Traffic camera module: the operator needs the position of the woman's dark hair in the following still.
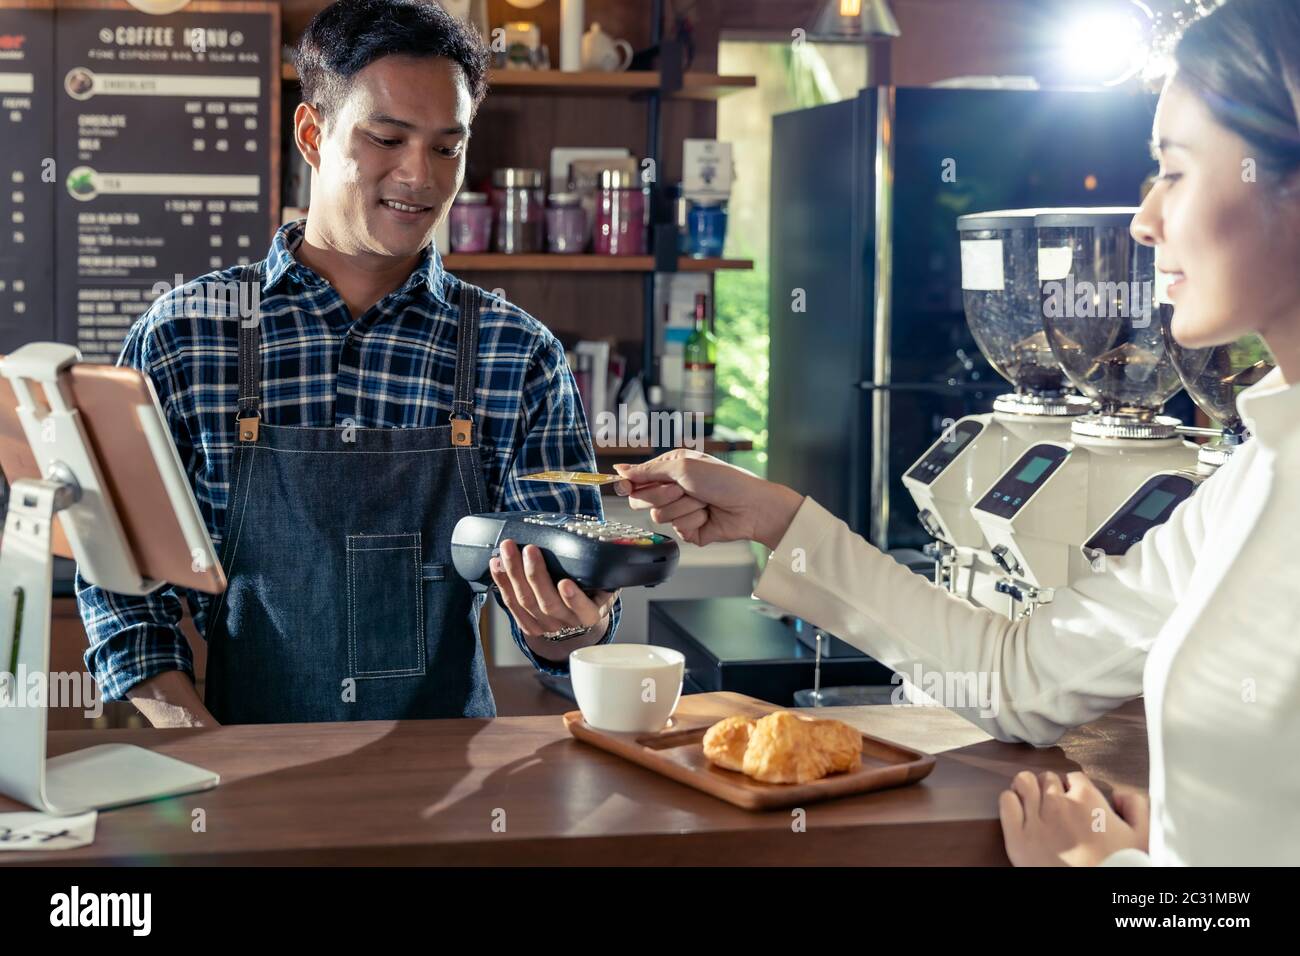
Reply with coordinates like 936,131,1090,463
294,0,490,123
1174,0,1300,180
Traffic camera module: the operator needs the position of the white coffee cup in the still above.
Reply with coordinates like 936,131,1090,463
570,644,685,733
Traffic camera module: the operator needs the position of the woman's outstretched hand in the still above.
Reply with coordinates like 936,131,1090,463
612,449,805,549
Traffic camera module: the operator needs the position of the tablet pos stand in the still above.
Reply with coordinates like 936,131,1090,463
0,343,219,815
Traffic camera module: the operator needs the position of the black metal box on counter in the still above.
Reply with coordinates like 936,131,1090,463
0,0,279,361
648,597,896,707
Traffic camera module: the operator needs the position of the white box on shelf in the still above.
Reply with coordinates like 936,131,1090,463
434,213,451,256
682,139,734,202
654,272,710,405
574,340,611,421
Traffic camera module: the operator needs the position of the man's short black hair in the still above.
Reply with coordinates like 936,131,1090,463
294,0,490,123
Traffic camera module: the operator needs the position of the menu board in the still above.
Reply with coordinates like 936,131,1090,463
0,0,278,360
0,0,55,347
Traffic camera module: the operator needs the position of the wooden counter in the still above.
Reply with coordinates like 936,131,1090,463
0,694,1148,866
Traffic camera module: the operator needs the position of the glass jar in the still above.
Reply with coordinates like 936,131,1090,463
491,167,545,254
593,168,646,256
545,192,587,254
687,198,728,258
449,190,493,253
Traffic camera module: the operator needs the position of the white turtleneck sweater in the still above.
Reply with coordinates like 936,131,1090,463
753,371,1300,866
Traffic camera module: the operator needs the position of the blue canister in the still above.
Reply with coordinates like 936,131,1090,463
686,198,728,258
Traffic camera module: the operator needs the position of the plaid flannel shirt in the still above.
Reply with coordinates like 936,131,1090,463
76,219,618,701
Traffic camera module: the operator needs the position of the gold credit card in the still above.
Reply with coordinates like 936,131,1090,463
519,470,622,486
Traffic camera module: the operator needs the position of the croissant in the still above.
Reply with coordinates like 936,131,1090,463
701,715,754,772
703,711,863,784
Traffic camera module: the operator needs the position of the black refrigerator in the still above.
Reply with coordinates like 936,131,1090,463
768,86,1188,550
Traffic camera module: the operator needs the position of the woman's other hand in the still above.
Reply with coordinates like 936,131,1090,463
999,770,1148,866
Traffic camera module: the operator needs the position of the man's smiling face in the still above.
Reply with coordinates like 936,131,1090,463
308,53,471,259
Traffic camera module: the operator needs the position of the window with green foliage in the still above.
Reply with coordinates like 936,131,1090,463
715,40,868,476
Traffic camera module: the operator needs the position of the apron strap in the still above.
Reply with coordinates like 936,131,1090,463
236,260,266,443
233,264,480,446
450,281,481,447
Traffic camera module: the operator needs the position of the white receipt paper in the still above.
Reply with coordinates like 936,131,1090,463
0,811,97,851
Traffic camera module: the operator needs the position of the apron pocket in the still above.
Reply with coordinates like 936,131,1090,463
346,533,426,678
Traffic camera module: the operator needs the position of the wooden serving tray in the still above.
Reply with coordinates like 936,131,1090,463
563,691,936,811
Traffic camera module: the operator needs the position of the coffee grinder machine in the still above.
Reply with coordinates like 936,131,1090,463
904,210,1091,610
1083,333,1276,576
971,209,1200,613
1073,328,1273,568
1162,319,1275,474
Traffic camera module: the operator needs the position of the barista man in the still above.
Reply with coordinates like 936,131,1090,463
77,0,620,726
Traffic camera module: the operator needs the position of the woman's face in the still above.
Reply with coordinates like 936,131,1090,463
1131,76,1300,352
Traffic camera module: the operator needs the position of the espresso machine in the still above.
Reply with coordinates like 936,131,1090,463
903,210,1090,610
971,209,1200,612
1162,319,1275,474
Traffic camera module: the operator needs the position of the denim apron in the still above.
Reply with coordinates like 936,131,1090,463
203,263,495,724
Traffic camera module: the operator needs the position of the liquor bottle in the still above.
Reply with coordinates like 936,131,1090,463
682,292,716,438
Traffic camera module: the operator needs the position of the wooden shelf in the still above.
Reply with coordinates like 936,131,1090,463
484,70,757,100
281,65,756,100
443,254,752,273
